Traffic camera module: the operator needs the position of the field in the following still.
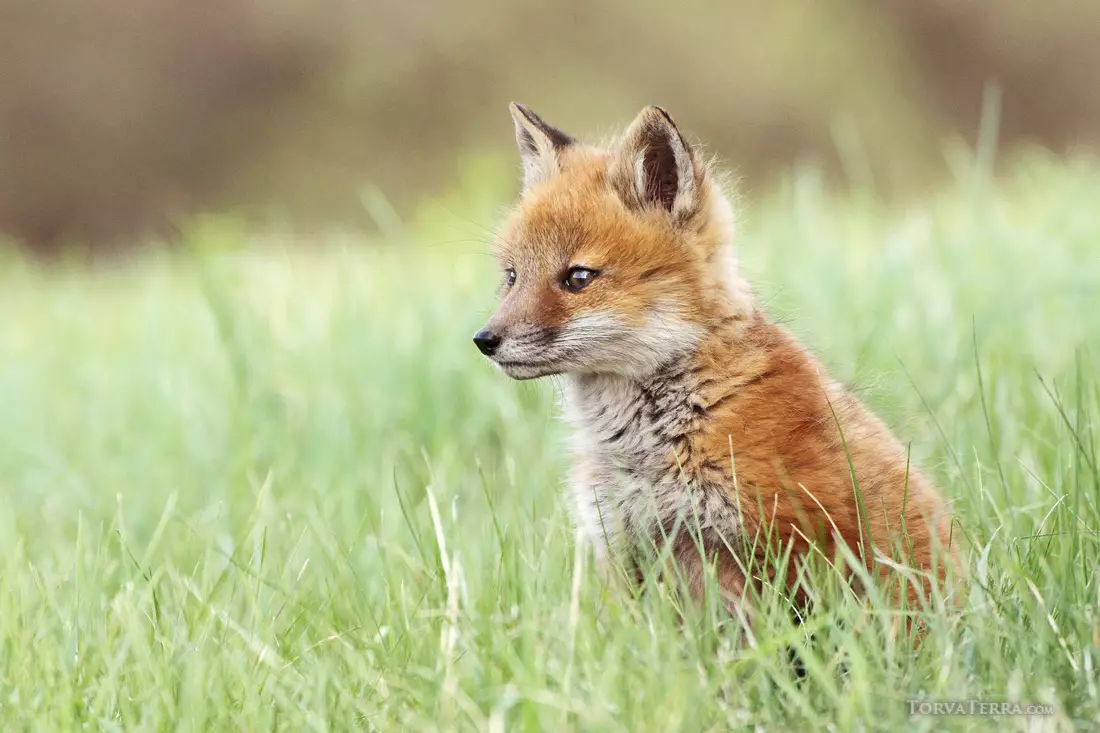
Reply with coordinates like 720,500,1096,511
1,154,1099,731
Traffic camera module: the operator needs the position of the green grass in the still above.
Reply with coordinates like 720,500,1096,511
2,153,1099,731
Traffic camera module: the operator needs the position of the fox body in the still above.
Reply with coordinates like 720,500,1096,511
475,103,956,615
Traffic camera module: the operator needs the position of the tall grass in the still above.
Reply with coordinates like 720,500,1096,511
1,154,1098,730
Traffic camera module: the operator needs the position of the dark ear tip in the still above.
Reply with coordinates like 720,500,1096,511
511,104,575,150
645,105,677,127
635,105,689,151
510,101,533,122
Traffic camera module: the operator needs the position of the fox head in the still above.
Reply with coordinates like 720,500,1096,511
474,103,753,380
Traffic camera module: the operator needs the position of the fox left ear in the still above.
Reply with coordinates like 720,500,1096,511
510,102,575,192
617,106,701,220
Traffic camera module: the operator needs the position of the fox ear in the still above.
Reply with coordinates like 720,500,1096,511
617,106,700,219
510,102,574,191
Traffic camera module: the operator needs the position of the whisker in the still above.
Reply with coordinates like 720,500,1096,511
432,202,501,240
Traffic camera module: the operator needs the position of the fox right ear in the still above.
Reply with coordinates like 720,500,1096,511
510,102,574,191
616,105,701,221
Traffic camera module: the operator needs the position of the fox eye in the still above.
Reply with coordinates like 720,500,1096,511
563,267,598,293
504,268,517,287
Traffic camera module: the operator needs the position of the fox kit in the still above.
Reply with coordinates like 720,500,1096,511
474,103,957,620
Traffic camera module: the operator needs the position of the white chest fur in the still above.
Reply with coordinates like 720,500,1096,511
562,367,743,557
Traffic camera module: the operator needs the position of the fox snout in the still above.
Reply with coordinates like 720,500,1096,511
472,328,502,356
471,319,567,380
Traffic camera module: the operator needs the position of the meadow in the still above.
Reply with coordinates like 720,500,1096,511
1,153,1099,731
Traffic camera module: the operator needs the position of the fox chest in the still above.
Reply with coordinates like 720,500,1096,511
563,373,742,549
567,375,695,484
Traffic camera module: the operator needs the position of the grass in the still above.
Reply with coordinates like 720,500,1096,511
1,152,1099,731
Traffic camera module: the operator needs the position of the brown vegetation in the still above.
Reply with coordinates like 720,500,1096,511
2,0,1098,251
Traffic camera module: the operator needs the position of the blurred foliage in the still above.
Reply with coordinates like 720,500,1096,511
2,0,1099,251
1,157,1098,727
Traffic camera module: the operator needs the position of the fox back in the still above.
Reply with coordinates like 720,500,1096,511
474,103,958,619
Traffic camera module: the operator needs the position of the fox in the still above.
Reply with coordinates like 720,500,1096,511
473,102,959,626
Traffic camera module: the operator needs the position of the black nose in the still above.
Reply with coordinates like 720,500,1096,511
473,328,502,355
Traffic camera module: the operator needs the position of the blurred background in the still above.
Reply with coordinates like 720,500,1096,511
2,0,1099,253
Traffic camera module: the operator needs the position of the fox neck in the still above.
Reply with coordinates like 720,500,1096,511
562,312,758,466
562,359,700,499
559,320,757,555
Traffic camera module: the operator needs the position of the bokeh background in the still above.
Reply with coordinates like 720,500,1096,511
4,3,1100,727
3,0,1100,251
